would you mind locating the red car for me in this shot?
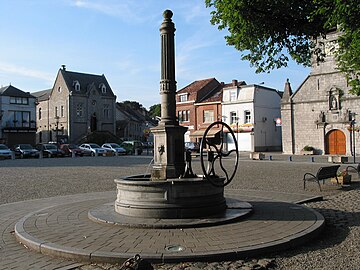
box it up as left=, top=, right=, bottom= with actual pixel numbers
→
left=60, top=144, right=84, bottom=157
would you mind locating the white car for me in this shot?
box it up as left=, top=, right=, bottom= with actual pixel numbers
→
left=101, top=143, right=127, bottom=155
left=0, top=144, right=13, bottom=159
left=79, top=143, right=108, bottom=156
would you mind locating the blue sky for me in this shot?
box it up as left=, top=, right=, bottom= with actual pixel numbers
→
left=0, top=0, right=309, bottom=109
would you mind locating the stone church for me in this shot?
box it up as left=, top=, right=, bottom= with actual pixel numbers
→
left=281, top=31, right=359, bottom=156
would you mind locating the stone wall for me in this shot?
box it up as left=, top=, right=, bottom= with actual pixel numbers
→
left=282, top=31, right=360, bottom=155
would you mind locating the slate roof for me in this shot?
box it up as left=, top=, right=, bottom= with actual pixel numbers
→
left=116, top=102, right=157, bottom=125
left=60, top=69, right=115, bottom=97
left=0, top=85, right=35, bottom=98
left=222, top=80, right=246, bottom=88
left=31, top=89, right=52, bottom=102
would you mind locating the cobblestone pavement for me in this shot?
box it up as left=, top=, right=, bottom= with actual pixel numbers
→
left=0, top=154, right=359, bottom=269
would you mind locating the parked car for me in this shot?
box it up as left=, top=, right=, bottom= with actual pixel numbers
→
left=120, top=140, right=143, bottom=155
left=185, top=142, right=200, bottom=152
left=60, top=144, right=84, bottom=157
left=101, top=143, right=127, bottom=155
left=0, top=144, right=12, bottom=159
left=12, top=144, right=40, bottom=158
left=35, top=143, right=65, bottom=158
left=79, top=143, right=109, bottom=156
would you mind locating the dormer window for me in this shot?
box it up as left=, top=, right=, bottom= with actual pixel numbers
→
left=74, top=81, right=81, bottom=91
left=230, top=90, right=237, bottom=101
left=100, top=83, right=106, bottom=94
left=179, top=94, right=188, bottom=102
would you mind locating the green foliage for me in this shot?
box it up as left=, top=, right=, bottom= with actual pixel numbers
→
left=205, top=0, right=360, bottom=94
left=122, top=101, right=144, bottom=111
left=149, top=104, right=161, bottom=118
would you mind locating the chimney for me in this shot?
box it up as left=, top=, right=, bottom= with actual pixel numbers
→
left=282, top=78, right=293, bottom=102
left=61, top=65, right=66, bottom=71
left=232, top=79, right=238, bottom=86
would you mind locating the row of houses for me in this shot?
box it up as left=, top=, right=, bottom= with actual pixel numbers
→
left=177, top=31, right=360, bottom=156
left=1, top=31, right=358, bottom=156
left=176, top=78, right=282, bottom=152
left=0, top=66, right=156, bottom=147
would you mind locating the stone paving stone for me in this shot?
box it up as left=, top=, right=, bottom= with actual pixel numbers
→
left=11, top=194, right=324, bottom=264
left=1, top=156, right=358, bottom=269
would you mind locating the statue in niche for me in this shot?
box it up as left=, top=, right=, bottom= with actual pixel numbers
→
left=318, top=111, right=325, bottom=122
left=329, top=95, right=338, bottom=110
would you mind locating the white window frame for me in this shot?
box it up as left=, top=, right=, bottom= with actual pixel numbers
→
left=230, top=90, right=237, bottom=101
left=74, top=81, right=81, bottom=91
left=230, top=111, right=237, bottom=124
left=203, top=110, right=214, bottom=123
left=179, top=94, right=188, bottom=102
left=244, top=110, right=251, bottom=124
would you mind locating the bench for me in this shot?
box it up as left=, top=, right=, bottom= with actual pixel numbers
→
left=303, top=165, right=340, bottom=191
left=346, top=163, right=360, bottom=177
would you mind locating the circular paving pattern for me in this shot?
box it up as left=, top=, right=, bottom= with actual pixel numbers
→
left=14, top=195, right=324, bottom=264
left=88, top=198, right=253, bottom=228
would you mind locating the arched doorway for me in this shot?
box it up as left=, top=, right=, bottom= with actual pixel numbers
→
left=325, top=129, right=346, bottom=155
left=90, top=113, right=97, bottom=132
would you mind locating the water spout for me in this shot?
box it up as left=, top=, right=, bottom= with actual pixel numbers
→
left=145, top=158, right=154, bottom=177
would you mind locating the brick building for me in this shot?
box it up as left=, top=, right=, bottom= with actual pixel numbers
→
left=176, top=78, right=222, bottom=142
left=281, top=31, right=360, bottom=155
left=176, top=78, right=282, bottom=152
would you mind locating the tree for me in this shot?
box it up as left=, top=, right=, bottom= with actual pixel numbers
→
left=123, top=101, right=143, bottom=111
left=149, top=104, right=161, bottom=118
left=205, top=0, right=360, bottom=95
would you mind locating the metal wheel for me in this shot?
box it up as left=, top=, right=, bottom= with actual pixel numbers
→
left=200, top=121, right=239, bottom=187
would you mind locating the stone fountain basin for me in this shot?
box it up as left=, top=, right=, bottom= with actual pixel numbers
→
left=114, top=174, right=227, bottom=219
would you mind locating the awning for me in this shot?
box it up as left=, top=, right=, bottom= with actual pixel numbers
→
left=190, top=129, right=221, bottom=138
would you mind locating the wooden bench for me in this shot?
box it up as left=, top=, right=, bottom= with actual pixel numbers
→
left=303, top=165, right=340, bottom=191
left=346, top=163, right=360, bottom=177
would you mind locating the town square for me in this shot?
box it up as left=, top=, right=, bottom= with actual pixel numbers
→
left=0, top=1, right=359, bottom=270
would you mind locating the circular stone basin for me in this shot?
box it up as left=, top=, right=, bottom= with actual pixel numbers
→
left=114, top=175, right=227, bottom=219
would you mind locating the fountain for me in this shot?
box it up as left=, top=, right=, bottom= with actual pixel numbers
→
left=89, top=9, right=252, bottom=225
left=13, top=10, right=325, bottom=265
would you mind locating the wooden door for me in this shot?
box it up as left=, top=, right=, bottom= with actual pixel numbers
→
left=326, top=130, right=346, bottom=155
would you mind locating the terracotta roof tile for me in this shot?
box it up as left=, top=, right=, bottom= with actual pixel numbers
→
left=177, top=78, right=220, bottom=102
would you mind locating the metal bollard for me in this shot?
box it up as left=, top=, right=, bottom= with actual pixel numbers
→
left=72, top=151, right=76, bottom=158
left=269, top=155, right=272, bottom=161
left=11, top=151, right=15, bottom=160
left=310, top=157, right=315, bottom=162
left=289, top=156, right=292, bottom=161
left=39, top=151, right=43, bottom=159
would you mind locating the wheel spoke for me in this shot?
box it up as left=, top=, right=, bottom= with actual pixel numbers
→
left=200, top=121, right=239, bottom=187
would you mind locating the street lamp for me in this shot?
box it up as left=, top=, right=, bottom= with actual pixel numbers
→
left=350, top=113, right=356, bottom=163
left=54, top=116, right=60, bottom=152
left=145, top=122, right=149, bottom=155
